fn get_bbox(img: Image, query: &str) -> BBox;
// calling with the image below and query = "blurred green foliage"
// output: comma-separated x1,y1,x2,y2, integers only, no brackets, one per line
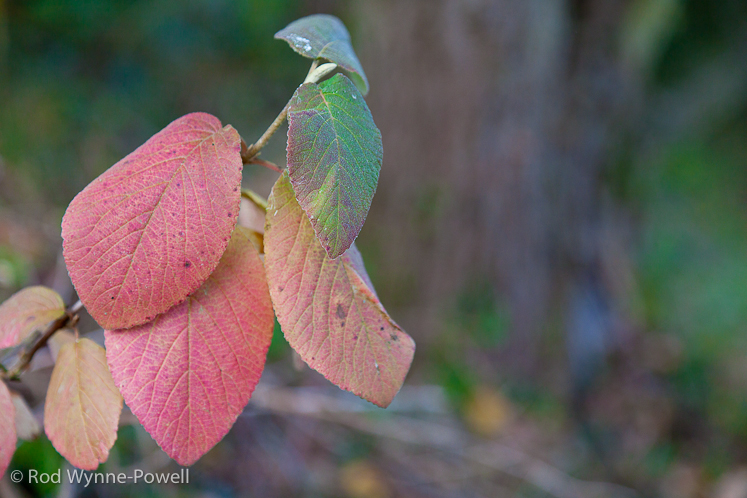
10,436,63,496
0,0,311,205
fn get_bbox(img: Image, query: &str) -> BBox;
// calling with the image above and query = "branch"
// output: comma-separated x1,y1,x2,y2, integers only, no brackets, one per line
241,105,289,163
241,60,337,164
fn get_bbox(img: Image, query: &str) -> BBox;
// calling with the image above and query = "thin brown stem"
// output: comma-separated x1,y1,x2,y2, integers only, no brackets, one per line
240,59,323,164
2,300,82,380
248,157,282,173
241,104,289,163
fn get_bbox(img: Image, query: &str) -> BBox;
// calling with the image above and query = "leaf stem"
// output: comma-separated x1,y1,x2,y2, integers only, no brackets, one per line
248,157,282,173
241,188,269,212
1,300,82,381
241,59,329,164
241,104,289,163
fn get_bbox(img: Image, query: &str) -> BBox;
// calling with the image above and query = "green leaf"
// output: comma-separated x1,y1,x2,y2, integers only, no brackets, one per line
287,74,382,259
275,14,369,95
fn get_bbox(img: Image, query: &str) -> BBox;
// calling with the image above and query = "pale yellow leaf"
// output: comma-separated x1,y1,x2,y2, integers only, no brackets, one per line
44,338,122,470
0,286,65,348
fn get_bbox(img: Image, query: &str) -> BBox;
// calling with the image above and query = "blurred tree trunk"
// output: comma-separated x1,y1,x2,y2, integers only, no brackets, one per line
351,0,637,377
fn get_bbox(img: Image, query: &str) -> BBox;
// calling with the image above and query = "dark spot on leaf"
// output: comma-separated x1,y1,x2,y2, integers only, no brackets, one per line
111,296,115,300
185,261,191,268
278,286,284,292
341,321,345,328
380,326,384,331
390,333,398,341
336,304,345,319
227,212,232,217
176,183,181,187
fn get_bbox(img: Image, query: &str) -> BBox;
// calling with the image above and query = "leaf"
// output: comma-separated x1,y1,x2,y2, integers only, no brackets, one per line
287,74,382,259
275,14,369,95
12,392,41,441
48,329,77,362
0,286,65,348
44,338,122,470
62,113,243,330
264,173,414,407
238,197,265,253
0,381,16,478
105,227,275,466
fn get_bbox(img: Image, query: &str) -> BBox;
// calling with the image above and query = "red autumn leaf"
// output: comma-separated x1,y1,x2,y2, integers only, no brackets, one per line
0,286,65,349
0,381,16,478
264,173,415,407
44,338,122,470
62,113,243,330
105,227,275,466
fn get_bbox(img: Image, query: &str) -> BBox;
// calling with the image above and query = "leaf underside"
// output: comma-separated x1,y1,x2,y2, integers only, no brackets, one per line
275,14,369,95
44,338,122,471
62,112,243,330
105,227,275,466
0,381,16,478
12,392,41,441
264,173,414,408
287,74,382,259
0,286,65,349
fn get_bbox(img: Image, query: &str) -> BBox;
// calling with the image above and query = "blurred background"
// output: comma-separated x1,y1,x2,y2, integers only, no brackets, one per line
1,0,747,497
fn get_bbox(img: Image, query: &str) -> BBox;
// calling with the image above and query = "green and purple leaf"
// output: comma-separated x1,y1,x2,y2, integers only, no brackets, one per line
0,381,16,478
287,74,382,259
264,174,414,408
62,113,243,330
44,338,123,470
105,227,274,466
275,14,369,94
0,286,65,348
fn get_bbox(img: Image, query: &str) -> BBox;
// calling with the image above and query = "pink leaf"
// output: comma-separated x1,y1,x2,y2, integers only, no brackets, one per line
0,381,17,478
62,113,243,330
44,338,123,470
264,173,415,407
0,286,65,348
105,227,275,466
